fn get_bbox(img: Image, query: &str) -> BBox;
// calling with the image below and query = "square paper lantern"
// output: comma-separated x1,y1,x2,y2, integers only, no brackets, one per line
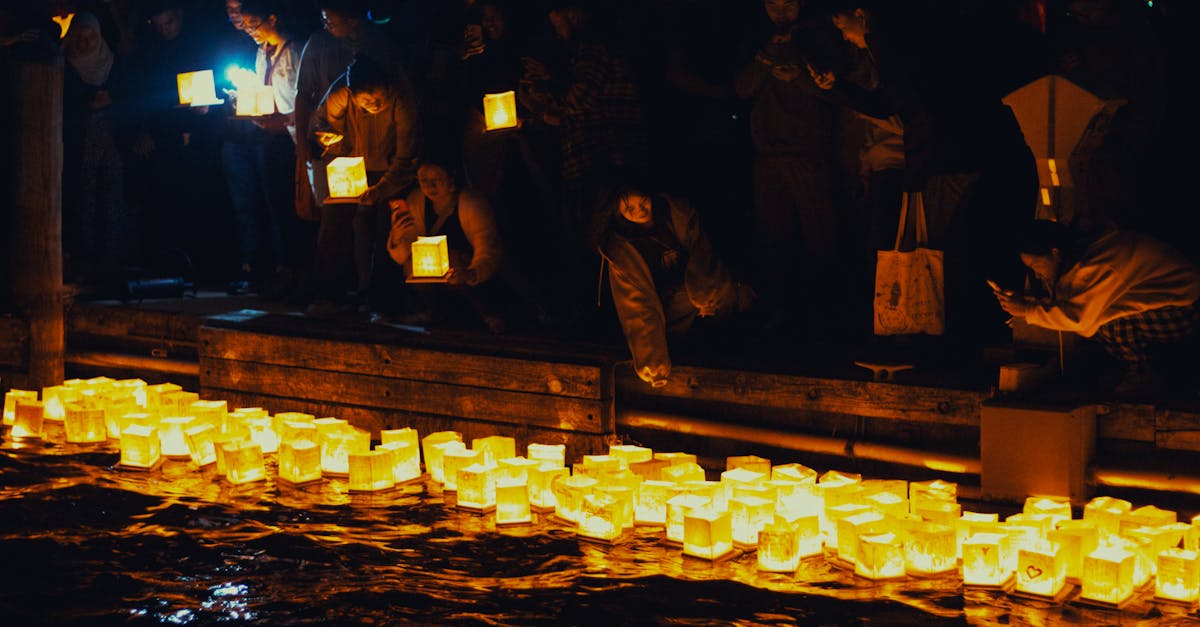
630,458,670,480
962,532,1012,587
427,438,467,485
102,394,137,438
176,69,221,106
578,491,625,541
726,455,771,475
654,452,698,466
442,448,482,492
159,416,196,458
349,449,397,492
41,385,78,421
189,400,228,431
280,420,319,448
119,424,161,469
609,444,653,466
1120,505,1177,534
472,435,516,466
528,464,568,511
684,480,725,511
224,441,266,485
320,425,371,476
3,389,38,425
184,423,218,467
1156,548,1200,603
1081,545,1138,605
245,416,278,454
776,511,823,558
11,399,45,439
635,480,679,526
381,427,420,451
64,403,107,443
838,511,888,565
326,156,368,200
597,485,636,530
482,91,518,131
666,493,713,544
772,463,818,485
1024,496,1073,526
916,500,962,525
683,507,734,560
496,480,532,525
661,462,706,484
235,84,275,116
575,455,625,477
527,443,565,468
905,522,958,575
274,411,315,438
865,491,909,519
1015,540,1067,598
826,503,872,549
910,479,957,513
1047,519,1100,581
856,532,907,580
214,437,246,477
379,439,422,483
279,441,323,485
497,456,540,486
817,473,863,510
553,475,598,524
720,467,767,505
457,462,497,511
731,495,775,548
1188,514,1200,552
758,523,801,572
411,236,450,279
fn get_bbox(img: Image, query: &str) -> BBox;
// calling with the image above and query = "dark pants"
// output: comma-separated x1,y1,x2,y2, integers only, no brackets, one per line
221,138,275,274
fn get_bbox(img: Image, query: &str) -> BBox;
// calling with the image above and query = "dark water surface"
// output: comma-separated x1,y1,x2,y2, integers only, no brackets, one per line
1,441,1196,626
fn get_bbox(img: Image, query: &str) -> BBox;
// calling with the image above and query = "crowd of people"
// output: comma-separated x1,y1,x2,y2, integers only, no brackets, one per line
1,0,1190,394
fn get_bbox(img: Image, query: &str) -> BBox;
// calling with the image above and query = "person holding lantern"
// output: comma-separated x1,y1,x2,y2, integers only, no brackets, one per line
598,183,756,388
309,53,421,317
993,219,1200,398
385,156,506,333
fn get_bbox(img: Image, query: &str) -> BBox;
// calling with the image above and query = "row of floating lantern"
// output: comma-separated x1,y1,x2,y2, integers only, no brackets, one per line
6,380,1200,609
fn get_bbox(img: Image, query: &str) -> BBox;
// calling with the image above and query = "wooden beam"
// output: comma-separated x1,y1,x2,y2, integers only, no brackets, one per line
68,303,200,343
0,317,29,369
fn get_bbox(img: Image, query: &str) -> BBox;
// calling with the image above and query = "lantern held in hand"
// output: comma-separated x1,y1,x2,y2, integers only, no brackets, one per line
325,157,368,201
482,91,518,131
410,236,451,280
176,70,223,106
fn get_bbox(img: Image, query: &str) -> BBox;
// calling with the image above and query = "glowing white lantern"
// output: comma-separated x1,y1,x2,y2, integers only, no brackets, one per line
1120,505,1177,534
224,440,266,485
962,532,1012,587
320,424,370,476
861,479,909,501
575,455,625,477
826,503,872,549
775,510,823,558
381,427,419,451
158,416,196,458
279,420,319,448
684,507,734,560
325,157,369,200
457,462,497,512
527,443,565,467
731,495,775,547
905,522,958,575
654,452,697,466
471,435,516,466
909,479,957,514
528,464,568,511
629,458,670,480
214,437,246,477
856,532,906,580
609,444,653,466
160,390,198,419
578,490,624,542
411,236,450,279
184,423,217,466
771,463,817,485
11,399,44,439
635,480,679,526
420,430,460,478
666,493,711,544
482,91,518,131
64,403,107,443
1156,548,1200,603
3,389,38,425
758,523,801,572
1081,545,1138,605
720,467,767,505
176,69,222,106
1005,512,1055,535
1015,539,1067,598
683,480,725,511
379,439,422,483
1024,496,1073,526
915,500,962,525
496,480,532,525
273,411,315,438
497,456,541,485
189,400,228,431
101,394,137,438
552,475,598,524
349,448,397,492
1047,519,1099,581
864,491,909,519
726,454,771,474
144,382,182,413
661,462,706,484
838,511,887,565
278,441,322,485
817,471,863,509
244,416,278,454
235,84,275,116
442,447,482,492
119,424,161,469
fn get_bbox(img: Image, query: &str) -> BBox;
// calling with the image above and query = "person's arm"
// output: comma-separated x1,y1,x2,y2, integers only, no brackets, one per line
1020,265,1119,335
456,191,502,285
673,199,738,317
604,242,672,387
386,191,423,268
312,82,350,155
369,81,421,200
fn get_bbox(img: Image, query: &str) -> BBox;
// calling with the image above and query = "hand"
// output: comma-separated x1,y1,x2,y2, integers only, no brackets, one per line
993,288,1037,318
771,63,802,82
445,267,477,286
359,186,378,206
808,64,835,90
636,365,669,388
315,131,343,147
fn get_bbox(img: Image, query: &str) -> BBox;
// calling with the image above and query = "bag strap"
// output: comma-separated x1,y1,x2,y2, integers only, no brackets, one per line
892,191,931,250
893,192,909,250
912,191,929,246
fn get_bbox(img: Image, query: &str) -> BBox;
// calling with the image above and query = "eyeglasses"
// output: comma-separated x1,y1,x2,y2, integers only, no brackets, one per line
241,17,264,33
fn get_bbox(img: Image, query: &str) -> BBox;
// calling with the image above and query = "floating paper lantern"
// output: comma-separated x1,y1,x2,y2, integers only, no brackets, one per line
176,70,222,106
1121,504,1177,535
635,480,679,526
726,455,771,475
758,523,800,572
720,467,767,505
1156,548,1200,603
189,400,228,432
1016,540,1067,598
683,480,725,511
457,462,497,511
103,395,137,438
184,423,218,467
119,424,161,469
527,443,565,468
575,455,625,477
12,399,44,439
528,464,568,511
629,458,669,480
654,452,698,466
274,411,315,438
855,532,906,580
661,462,706,484
905,522,958,575
597,484,636,530
3,389,38,425
482,91,518,131
214,437,246,477
578,490,624,542
144,382,182,412
817,471,863,509
772,463,818,485
909,479,957,513
224,440,266,484
731,495,774,548
1024,496,1073,526
825,503,872,549
916,500,962,525
442,447,482,492
278,441,322,485
1005,512,1055,535
326,156,368,200
472,435,516,466
609,444,653,466
962,532,1012,587
349,448,397,492
684,507,734,560
411,236,451,279
497,456,540,485
320,424,370,476
161,390,199,419
838,511,887,565
496,480,532,525
665,493,711,544
159,416,196,458
279,420,318,448
381,427,419,451
865,491,909,520
553,475,598,524
41,385,77,421
775,510,823,558
64,403,107,443
379,439,422,483
244,416,278,454
1081,544,1138,605
427,438,467,485
1047,519,1099,581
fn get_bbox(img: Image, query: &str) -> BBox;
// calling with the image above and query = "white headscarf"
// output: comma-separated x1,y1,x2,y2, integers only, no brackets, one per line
63,12,114,87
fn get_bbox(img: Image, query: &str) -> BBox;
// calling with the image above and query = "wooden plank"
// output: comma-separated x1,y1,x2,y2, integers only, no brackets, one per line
201,326,604,400
202,358,612,435
1155,408,1200,452
68,332,198,360
1095,402,1156,443
616,364,986,426
68,303,200,343
209,390,611,462
0,317,29,368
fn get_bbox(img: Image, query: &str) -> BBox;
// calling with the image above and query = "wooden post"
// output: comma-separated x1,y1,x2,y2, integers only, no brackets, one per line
8,50,65,387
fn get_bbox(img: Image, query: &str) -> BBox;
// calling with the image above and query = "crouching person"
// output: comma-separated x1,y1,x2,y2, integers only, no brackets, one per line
599,184,754,387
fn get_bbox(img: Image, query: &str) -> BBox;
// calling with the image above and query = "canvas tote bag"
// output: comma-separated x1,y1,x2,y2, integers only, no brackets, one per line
873,191,945,336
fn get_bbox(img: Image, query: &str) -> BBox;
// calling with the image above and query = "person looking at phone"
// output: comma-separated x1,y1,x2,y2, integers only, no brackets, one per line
993,220,1200,397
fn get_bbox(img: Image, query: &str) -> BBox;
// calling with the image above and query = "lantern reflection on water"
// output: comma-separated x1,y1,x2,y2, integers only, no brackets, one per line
119,424,161,469
683,507,733,560
278,441,322,485
1156,548,1200,603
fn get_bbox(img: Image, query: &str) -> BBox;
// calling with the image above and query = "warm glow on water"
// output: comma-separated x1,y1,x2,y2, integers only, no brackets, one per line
0,441,1191,625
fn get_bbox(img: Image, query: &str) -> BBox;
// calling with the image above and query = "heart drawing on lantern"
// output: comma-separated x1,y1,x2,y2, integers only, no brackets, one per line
1025,565,1044,580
